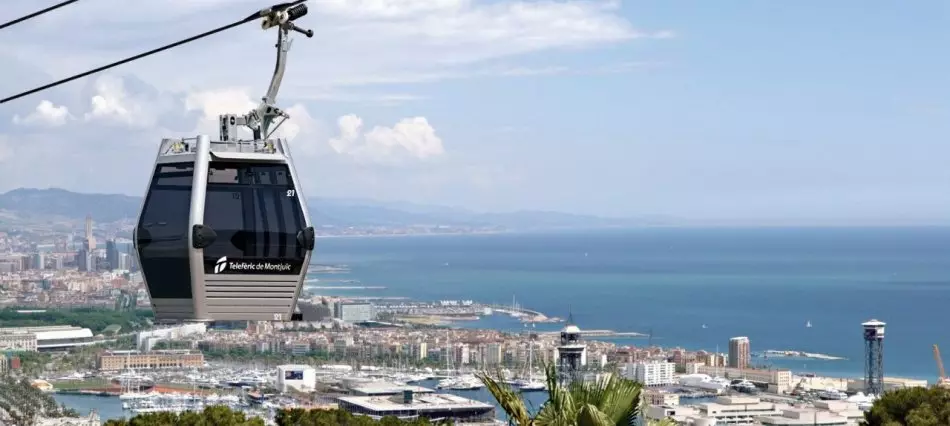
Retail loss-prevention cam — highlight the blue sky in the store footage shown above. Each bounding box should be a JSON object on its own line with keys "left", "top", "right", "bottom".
{"left": 0, "top": 0, "right": 947, "bottom": 225}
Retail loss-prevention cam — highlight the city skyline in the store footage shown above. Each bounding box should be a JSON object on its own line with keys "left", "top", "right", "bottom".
{"left": 1, "top": 1, "right": 948, "bottom": 225}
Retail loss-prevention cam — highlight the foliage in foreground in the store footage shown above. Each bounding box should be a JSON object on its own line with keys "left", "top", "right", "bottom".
{"left": 864, "top": 386, "right": 950, "bottom": 426}
{"left": 103, "top": 406, "right": 262, "bottom": 426}
{"left": 276, "top": 408, "right": 450, "bottom": 426}
{"left": 0, "top": 376, "right": 78, "bottom": 425}
{"left": 103, "top": 406, "right": 451, "bottom": 426}
{"left": 477, "top": 363, "right": 643, "bottom": 426}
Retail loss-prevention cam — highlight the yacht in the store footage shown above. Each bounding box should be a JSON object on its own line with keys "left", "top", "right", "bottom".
{"left": 678, "top": 374, "right": 731, "bottom": 392}
{"left": 731, "top": 380, "right": 759, "bottom": 394}
{"left": 818, "top": 389, "right": 848, "bottom": 400}
{"left": 514, "top": 379, "right": 547, "bottom": 392}
{"left": 437, "top": 375, "right": 484, "bottom": 391}
{"left": 112, "top": 369, "right": 155, "bottom": 391}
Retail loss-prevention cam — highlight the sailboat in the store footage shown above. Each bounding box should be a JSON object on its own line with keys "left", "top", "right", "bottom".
{"left": 806, "top": 320, "right": 812, "bottom": 328}
{"left": 514, "top": 337, "right": 546, "bottom": 392}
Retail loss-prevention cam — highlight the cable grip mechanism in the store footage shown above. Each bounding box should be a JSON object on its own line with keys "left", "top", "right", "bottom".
{"left": 220, "top": 1, "right": 314, "bottom": 145}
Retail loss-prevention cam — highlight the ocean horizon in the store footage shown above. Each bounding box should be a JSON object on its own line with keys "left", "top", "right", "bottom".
{"left": 307, "top": 226, "right": 950, "bottom": 383}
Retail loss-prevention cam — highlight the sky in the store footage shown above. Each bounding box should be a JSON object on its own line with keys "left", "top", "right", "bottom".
{"left": 0, "top": 0, "right": 948, "bottom": 225}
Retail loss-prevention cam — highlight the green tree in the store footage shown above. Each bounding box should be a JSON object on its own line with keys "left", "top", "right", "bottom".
{"left": 477, "top": 363, "right": 643, "bottom": 426}
{"left": 103, "top": 406, "right": 265, "bottom": 426}
{"left": 106, "top": 407, "right": 450, "bottom": 426}
{"left": 273, "top": 408, "right": 447, "bottom": 426}
{"left": 864, "top": 386, "right": 950, "bottom": 426}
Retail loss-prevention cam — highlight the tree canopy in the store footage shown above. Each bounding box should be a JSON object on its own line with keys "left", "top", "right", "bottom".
{"left": 864, "top": 386, "right": 950, "bottom": 426}
{"left": 103, "top": 407, "right": 451, "bottom": 426}
{"left": 276, "top": 408, "right": 449, "bottom": 426}
{"left": 0, "top": 307, "right": 152, "bottom": 334}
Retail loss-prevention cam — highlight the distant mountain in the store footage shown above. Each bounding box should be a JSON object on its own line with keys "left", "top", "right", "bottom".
{"left": 0, "top": 188, "right": 666, "bottom": 229}
{"left": 0, "top": 188, "right": 141, "bottom": 223}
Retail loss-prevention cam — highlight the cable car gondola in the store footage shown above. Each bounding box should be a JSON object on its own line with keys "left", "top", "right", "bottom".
{"left": 134, "top": 3, "right": 316, "bottom": 323}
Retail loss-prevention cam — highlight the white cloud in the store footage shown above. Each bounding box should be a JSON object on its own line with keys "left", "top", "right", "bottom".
{"left": 3, "top": 0, "right": 668, "bottom": 95}
{"left": 329, "top": 114, "right": 445, "bottom": 163}
{"left": 81, "top": 75, "right": 179, "bottom": 129}
{"left": 12, "top": 100, "right": 72, "bottom": 127}
{"left": 0, "top": 0, "right": 666, "bottom": 209}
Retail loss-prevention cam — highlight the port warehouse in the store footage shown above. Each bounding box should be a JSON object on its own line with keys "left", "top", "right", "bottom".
{"left": 0, "top": 325, "right": 102, "bottom": 352}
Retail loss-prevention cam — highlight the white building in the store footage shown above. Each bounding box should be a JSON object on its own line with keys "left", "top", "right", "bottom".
{"left": 276, "top": 364, "right": 317, "bottom": 393}
{"left": 691, "top": 396, "right": 783, "bottom": 425}
{"left": 625, "top": 361, "right": 675, "bottom": 387}
{"left": 334, "top": 303, "right": 374, "bottom": 323}
{"left": 136, "top": 323, "right": 207, "bottom": 351}
{"left": 696, "top": 365, "right": 793, "bottom": 393}
{"left": 757, "top": 408, "right": 850, "bottom": 425}
{"left": 0, "top": 332, "right": 36, "bottom": 351}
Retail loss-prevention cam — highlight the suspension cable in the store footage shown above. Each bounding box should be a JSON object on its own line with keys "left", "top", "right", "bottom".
{"left": 0, "top": 0, "right": 307, "bottom": 105}
{"left": 0, "top": 0, "right": 80, "bottom": 31}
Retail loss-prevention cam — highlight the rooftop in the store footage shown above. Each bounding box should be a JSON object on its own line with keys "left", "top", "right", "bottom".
{"left": 277, "top": 364, "right": 315, "bottom": 371}
{"left": 339, "top": 394, "right": 494, "bottom": 413}
{"left": 757, "top": 408, "right": 850, "bottom": 425}
{"left": 349, "top": 382, "right": 434, "bottom": 396}
{"left": 34, "top": 328, "right": 93, "bottom": 341}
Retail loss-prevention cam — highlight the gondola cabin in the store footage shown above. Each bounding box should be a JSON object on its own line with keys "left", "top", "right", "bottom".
{"left": 134, "top": 135, "right": 314, "bottom": 323}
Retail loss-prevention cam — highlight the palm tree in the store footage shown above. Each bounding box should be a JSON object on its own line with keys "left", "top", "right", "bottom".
{"left": 476, "top": 363, "right": 644, "bottom": 426}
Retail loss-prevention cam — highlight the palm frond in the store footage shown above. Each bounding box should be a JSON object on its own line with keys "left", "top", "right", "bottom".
{"left": 535, "top": 361, "right": 575, "bottom": 426}
{"left": 476, "top": 369, "right": 532, "bottom": 426}
{"left": 566, "top": 371, "right": 642, "bottom": 426}
{"left": 576, "top": 403, "right": 615, "bottom": 426}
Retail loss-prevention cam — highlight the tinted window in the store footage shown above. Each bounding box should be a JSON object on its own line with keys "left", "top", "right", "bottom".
{"left": 203, "top": 162, "right": 306, "bottom": 269}
{"left": 136, "top": 163, "right": 194, "bottom": 299}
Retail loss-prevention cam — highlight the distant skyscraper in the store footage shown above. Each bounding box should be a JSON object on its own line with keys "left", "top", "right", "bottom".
{"left": 127, "top": 245, "right": 139, "bottom": 273}
{"left": 729, "top": 337, "right": 750, "bottom": 369}
{"left": 118, "top": 253, "right": 130, "bottom": 271}
{"left": 84, "top": 214, "right": 96, "bottom": 251}
{"left": 106, "top": 240, "right": 119, "bottom": 271}
{"left": 77, "top": 249, "right": 92, "bottom": 272}
{"left": 31, "top": 252, "right": 45, "bottom": 270}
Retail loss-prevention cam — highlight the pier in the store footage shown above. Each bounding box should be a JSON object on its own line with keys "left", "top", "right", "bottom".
{"left": 760, "top": 350, "right": 847, "bottom": 361}
{"left": 538, "top": 329, "right": 648, "bottom": 338}
{"left": 487, "top": 305, "right": 545, "bottom": 317}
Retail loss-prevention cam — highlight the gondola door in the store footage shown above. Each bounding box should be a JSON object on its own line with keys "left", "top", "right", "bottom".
{"left": 199, "top": 161, "right": 308, "bottom": 320}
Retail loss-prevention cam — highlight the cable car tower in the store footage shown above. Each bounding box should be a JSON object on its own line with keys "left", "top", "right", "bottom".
{"left": 134, "top": 2, "right": 316, "bottom": 323}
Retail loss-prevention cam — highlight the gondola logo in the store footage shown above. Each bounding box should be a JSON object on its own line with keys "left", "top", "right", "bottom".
{"left": 214, "top": 256, "right": 228, "bottom": 273}
{"left": 210, "top": 257, "right": 296, "bottom": 274}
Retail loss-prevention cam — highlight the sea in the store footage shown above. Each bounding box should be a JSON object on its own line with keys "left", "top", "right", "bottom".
{"left": 59, "top": 227, "right": 950, "bottom": 420}
{"left": 307, "top": 227, "right": 950, "bottom": 381}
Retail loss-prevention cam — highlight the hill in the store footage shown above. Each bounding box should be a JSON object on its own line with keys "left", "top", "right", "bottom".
{"left": 0, "top": 188, "right": 660, "bottom": 229}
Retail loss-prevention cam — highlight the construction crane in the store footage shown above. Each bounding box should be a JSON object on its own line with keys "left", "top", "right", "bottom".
{"left": 931, "top": 344, "right": 950, "bottom": 387}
